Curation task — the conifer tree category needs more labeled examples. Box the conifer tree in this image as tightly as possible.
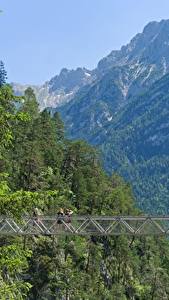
[0,61,7,86]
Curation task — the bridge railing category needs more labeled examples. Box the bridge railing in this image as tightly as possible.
[1,215,169,236]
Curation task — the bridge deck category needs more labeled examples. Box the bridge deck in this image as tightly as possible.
[1,215,169,236]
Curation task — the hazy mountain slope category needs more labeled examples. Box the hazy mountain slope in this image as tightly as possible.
[12,67,94,110]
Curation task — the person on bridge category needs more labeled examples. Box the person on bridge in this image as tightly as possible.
[57,208,64,224]
[65,208,73,223]
[33,207,40,224]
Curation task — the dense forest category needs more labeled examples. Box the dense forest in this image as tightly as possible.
[1,62,169,299]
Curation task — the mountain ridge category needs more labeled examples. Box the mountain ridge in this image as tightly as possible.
[13,19,169,110]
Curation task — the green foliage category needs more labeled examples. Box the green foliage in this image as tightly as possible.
[1,82,169,299]
[0,244,32,299]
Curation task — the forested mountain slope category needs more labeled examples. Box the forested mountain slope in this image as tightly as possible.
[60,72,169,213]
[55,20,169,213]
[97,73,169,213]
[2,62,169,299]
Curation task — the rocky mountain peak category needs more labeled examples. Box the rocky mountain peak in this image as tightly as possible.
[97,19,169,74]
[49,67,92,94]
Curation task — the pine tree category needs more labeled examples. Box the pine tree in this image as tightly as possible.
[0,61,7,86]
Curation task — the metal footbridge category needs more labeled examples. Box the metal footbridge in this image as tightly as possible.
[1,215,169,236]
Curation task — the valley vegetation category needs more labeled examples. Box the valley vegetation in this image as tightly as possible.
[1,62,169,299]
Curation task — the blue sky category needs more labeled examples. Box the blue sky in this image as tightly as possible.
[1,0,169,84]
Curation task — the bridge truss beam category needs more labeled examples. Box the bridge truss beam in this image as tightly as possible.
[1,216,169,236]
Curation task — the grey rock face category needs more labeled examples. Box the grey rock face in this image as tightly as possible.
[12,67,94,110]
